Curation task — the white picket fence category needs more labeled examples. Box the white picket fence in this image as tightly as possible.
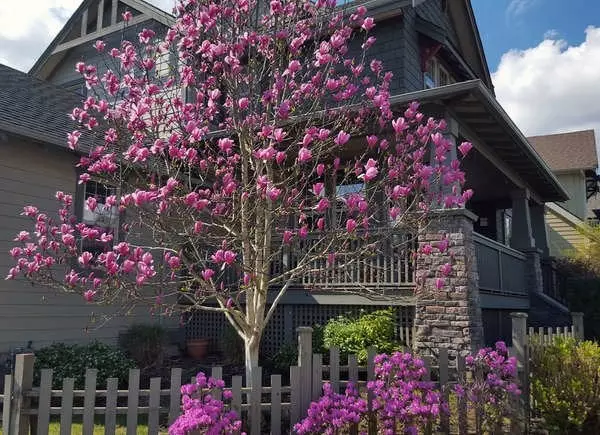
[0,312,585,435]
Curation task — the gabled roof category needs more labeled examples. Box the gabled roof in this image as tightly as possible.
[527,130,598,172]
[30,0,174,80]
[0,63,81,149]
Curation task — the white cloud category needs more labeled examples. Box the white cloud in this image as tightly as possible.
[543,29,560,40]
[506,0,537,17]
[493,26,600,140]
[0,0,176,72]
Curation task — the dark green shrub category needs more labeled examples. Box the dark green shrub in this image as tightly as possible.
[118,324,167,370]
[322,309,399,363]
[530,337,600,434]
[220,324,244,365]
[34,342,135,389]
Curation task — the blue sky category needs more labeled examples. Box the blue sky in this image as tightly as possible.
[472,0,600,70]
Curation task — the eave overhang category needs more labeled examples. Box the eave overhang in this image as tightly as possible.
[389,80,569,203]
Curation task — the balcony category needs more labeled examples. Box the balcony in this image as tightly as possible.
[269,231,416,294]
[474,232,527,297]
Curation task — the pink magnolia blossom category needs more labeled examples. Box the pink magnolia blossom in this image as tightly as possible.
[362,159,378,182]
[298,147,312,163]
[458,141,473,156]
[346,219,357,233]
[83,290,96,302]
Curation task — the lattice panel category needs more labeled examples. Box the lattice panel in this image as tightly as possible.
[186,304,415,357]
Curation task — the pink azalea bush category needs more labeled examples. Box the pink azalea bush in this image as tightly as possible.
[369,352,444,434]
[454,341,521,431]
[169,372,244,435]
[295,352,444,434]
[294,383,368,434]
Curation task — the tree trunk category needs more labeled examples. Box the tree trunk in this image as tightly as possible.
[244,334,260,387]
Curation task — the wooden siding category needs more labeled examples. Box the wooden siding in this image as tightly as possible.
[0,137,174,354]
[545,208,586,257]
[555,171,587,219]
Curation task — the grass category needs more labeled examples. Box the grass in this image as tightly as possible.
[0,417,167,435]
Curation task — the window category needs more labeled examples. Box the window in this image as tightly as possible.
[423,57,455,89]
[502,208,512,246]
[82,181,118,228]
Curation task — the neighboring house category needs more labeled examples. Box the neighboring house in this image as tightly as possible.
[528,130,600,257]
[0,63,175,359]
[16,0,577,357]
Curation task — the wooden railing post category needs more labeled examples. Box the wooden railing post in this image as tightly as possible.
[572,312,584,340]
[297,326,313,416]
[9,353,34,435]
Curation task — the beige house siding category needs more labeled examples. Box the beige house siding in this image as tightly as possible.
[0,137,175,354]
[555,171,587,219]
[545,205,587,257]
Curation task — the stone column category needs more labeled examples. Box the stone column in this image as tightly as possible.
[413,209,484,359]
[511,189,544,294]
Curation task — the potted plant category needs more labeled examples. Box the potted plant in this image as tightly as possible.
[187,337,210,360]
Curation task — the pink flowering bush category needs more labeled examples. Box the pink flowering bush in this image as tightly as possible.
[454,341,521,431]
[169,372,244,435]
[369,352,444,434]
[294,383,368,434]
[295,352,443,434]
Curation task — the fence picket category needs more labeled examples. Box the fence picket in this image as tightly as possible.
[250,367,262,435]
[59,378,74,435]
[104,378,118,435]
[168,368,182,425]
[270,375,281,435]
[329,347,340,393]
[312,354,322,400]
[290,366,301,426]
[211,367,223,401]
[457,356,468,435]
[82,369,97,435]
[148,377,161,434]
[367,348,377,434]
[126,369,140,435]
[3,374,12,435]
[231,376,242,417]
[438,349,450,434]
[348,354,358,385]
[37,369,52,435]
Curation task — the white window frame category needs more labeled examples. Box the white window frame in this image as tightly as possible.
[424,57,455,89]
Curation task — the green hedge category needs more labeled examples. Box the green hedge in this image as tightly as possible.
[34,342,135,389]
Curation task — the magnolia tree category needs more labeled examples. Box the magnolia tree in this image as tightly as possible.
[7,0,472,379]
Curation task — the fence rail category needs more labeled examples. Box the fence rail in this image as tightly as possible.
[0,312,585,435]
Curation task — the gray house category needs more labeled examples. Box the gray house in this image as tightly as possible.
[1,0,576,358]
[0,63,174,358]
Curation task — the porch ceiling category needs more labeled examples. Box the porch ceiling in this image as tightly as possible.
[389,80,569,203]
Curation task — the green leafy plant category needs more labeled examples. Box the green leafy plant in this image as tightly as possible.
[530,337,600,434]
[322,309,399,363]
[219,324,244,365]
[118,324,167,370]
[34,342,135,389]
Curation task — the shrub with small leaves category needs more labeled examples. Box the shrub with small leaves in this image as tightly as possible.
[34,341,135,389]
[118,323,167,370]
[530,337,600,434]
[169,372,244,435]
[322,309,399,363]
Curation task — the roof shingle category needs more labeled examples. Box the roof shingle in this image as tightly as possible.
[528,130,598,172]
[0,63,82,150]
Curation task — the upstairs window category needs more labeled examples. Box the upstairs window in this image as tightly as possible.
[82,181,119,228]
[424,57,455,89]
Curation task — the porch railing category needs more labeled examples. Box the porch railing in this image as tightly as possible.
[474,232,527,296]
[270,231,416,290]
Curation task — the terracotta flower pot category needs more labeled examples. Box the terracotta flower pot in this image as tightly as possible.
[187,338,210,360]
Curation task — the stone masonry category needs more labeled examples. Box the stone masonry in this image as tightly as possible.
[413,209,484,359]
